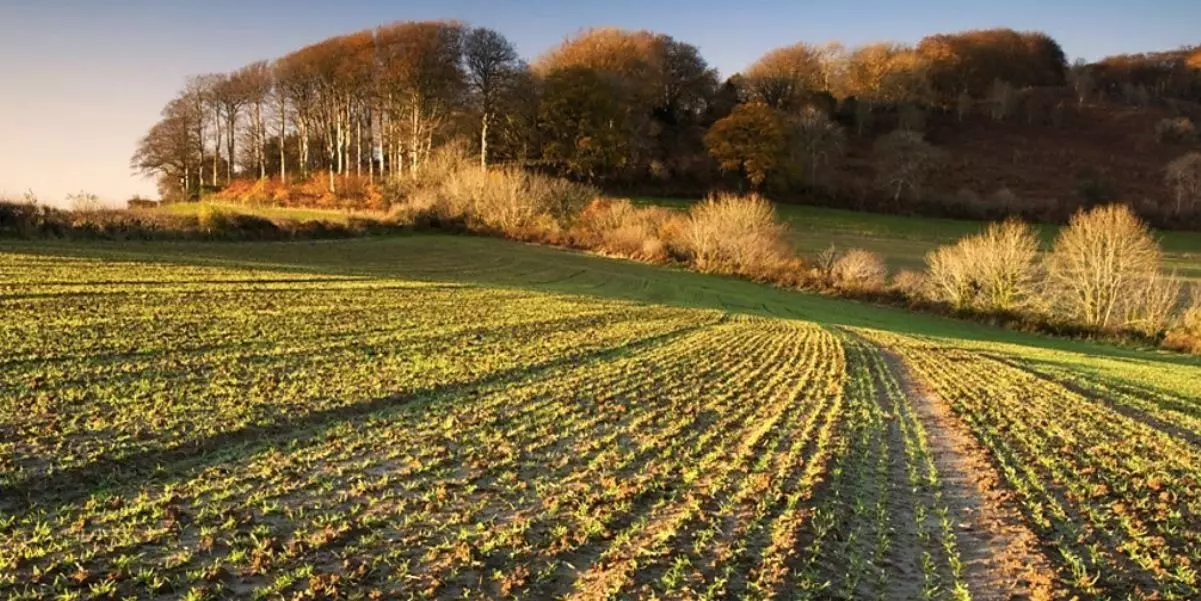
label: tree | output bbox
[787,107,845,184]
[743,43,824,110]
[269,61,292,181]
[1068,59,1094,106]
[132,94,203,200]
[841,42,930,104]
[376,21,467,178]
[274,47,318,178]
[535,28,717,182]
[1167,153,1201,215]
[237,61,273,179]
[539,67,632,181]
[212,70,255,183]
[917,28,1067,104]
[1046,204,1163,329]
[873,130,942,202]
[704,102,786,189]
[464,27,521,168]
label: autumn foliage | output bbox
[134,20,1201,226]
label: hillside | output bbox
[824,94,1201,225]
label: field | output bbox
[637,197,1201,281]
[4,234,1201,600]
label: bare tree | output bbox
[377,21,467,178]
[988,79,1014,121]
[238,61,273,179]
[1046,204,1164,329]
[464,27,521,168]
[1167,152,1201,214]
[269,61,291,181]
[788,106,845,184]
[1068,59,1093,107]
[213,71,253,183]
[873,130,943,203]
[132,94,203,200]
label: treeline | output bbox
[133,22,1201,222]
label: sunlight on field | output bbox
[3,236,1201,598]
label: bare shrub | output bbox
[1164,287,1201,353]
[831,248,887,292]
[891,269,928,301]
[390,164,598,239]
[925,219,1040,312]
[925,244,977,309]
[1045,204,1163,329]
[1122,271,1182,336]
[67,191,105,213]
[572,198,678,261]
[813,244,840,286]
[1155,117,1196,144]
[679,192,793,278]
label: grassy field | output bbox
[638,197,1201,281]
[4,234,1201,599]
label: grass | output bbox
[3,233,1201,598]
[153,201,384,224]
[636,196,1201,280]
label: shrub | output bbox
[925,219,1041,312]
[678,192,793,278]
[389,165,599,241]
[891,269,928,301]
[831,248,887,293]
[1164,287,1201,352]
[67,191,104,213]
[195,205,230,234]
[1122,271,1182,337]
[127,196,159,210]
[1045,204,1163,330]
[1155,117,1196,144]
[571,198,679,261]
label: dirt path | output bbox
[880,349,1057,601]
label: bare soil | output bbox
[881,350,1059,601]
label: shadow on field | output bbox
[0,318,710,514]
[4,234,1199,369]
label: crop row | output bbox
[0,267,860,601]
[870,331,1201,599]
[0,253,715,496]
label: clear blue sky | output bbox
[1,0,1198,205]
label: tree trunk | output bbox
[212,116,221,188]
[278,97,287,182]
[255,101,266,179]
[480,112,489,168]
[225,114,236,184]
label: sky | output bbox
[1,0,1199,206]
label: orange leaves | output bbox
[704,102,786,189]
